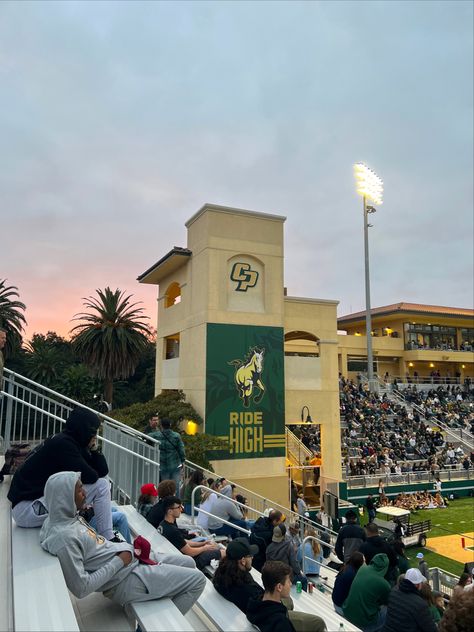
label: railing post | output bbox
[3,375,15,450]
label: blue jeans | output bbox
[160,467,182,491]
[362,607,387,632]
[90,507,132,543]
[210,517,248,539]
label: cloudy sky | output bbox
[1,0,472,338]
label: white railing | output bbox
[300,534,337,579]
[0,368,160,506]
[285,427,314,465]
[345,468,473,489]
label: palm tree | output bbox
[71,287,152,406]
[0,279,27,356]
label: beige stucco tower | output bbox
[139,203,342,507]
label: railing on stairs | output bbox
[285,427,314,465]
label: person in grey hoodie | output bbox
[208,484,248,539]
[40,471,206,613]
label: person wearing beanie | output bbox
[137,483,159,518]
[7,407,116,539]
[416,552,430,580]
[382,567,437,632]
[149,417,186,488]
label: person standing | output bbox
[144,412,160,435]
[334,509,366,563]
[366,494,376,523]
[149,418,186,488]
[416,553,430,580]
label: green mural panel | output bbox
[206,323,285,459]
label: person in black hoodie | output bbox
[8,407,114,539]
[382,568,437,632]
[334,509,366,563]
[250,509,284,571]
[247,561,327,632]
[359,523,398,583]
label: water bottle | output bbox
[296,580,302,593]
[339,623,345,631]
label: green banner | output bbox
[205,323,285,459]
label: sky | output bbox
[1,0,473,339]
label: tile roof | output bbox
[338,302,474,323]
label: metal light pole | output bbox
[354,163,383,393]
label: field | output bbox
[361,497,474,576]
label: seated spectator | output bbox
[182,469,206,515]
[159,495,224,570]
[246,561,327,632]
[360,523,398,582]
[266,525,308,591]
[296,527,323,579]
[137,483,158,518]
[343,553,391,632]
[335,509,366,563]
[208,484,248,539]
[383,568,437,632]
[196,488,216,531]
[90,506,132,544]
[146,479,176,528]
[8,408,115,540]
[419,582,442,625]
[40,471,205,613]
[332,551,364,615]
[286,521,302,555]
[439,589,474,632]
[452,572,472,597]
[250,509,285,571]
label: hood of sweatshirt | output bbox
[246,598,291,628]
[64,408,101,447]
[40,471,81,554]
[370,553,389,575]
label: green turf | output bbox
[359,497,474,577]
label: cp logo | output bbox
[230,262,259,292]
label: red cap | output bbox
[140,483,158,497]
[133,535,157,565]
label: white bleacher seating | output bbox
[129,599,194,632]
[120,504,257,632]
[11,521,79,632]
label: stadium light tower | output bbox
[354,162,383,393]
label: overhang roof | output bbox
[338,302,474,325]
[137,247,191,285]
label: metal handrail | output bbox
[190,485,254,536]
[300,535,337,576]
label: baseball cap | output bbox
[416,552,424,559]
[140,483,158,497]
[272,525,286,543]
[133,535,157,565]
[226,538,259,560]
[405,568,427,584]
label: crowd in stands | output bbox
[340,376,474,479]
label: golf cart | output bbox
[374,506,431,548]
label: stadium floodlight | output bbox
[354,162,384,394]
[354,162,383,206]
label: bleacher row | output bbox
[7,485,360,632]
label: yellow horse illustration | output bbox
[229,348,265,408]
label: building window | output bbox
[165,334,180,359]
[165,283,181,308]
[404,323,457,350]
[460,328,474,351]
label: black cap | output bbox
[226,538,259,560]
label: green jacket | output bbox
[149,428,185,472]
[343,553,391,628]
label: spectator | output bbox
[452,572,471,597]
[343,553,391,632]
[266,525,308,591]
[382,567,437,632]
[296,527,323,579]
[40,471,205,613]
[208,484,247,539]
[149,418,185,487]
[143,412,160,435]
[250,509,285,571]
[286,522,302,554]
[159,495,224,571]
[146,479,176,528]
[439,589,474,632]
[419,583,442,625]
[334,509,366,563]
[360,523,398,582]
[8,408,115,539]
[366,494,376,522]
[137,483,158,518]
[247,560,327,632]
[392,540,410,574]
[196,488,216,531]
[182,469,206,515]
[332,551,364,616]
[296,493,308,517]
[315,503,332,530]
[416,553,429,580]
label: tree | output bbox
[0,279,27,356]
[71,287,152,407]
[24,334,65,387]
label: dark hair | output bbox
[213,557,254,591]
[138,494,154,505]
[187,469,205,487]
[158,479,176,498]
[262,561,292,593]
[236,494,247,505]
[269,509,283,524]
[365,523,379,535]
[347,551,364,570]
[162,496,182,514]
[457,572,471,587]
[345,510,357,521]
[161,418,172,429]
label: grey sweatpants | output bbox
[109,552,206,614]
